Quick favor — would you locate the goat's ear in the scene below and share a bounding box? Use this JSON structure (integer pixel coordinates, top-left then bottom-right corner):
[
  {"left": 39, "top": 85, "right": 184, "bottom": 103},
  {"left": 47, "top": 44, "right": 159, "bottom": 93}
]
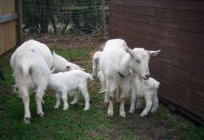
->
[
  {"left": 148, "top": 50, "right": 161, "bottom": 56},
  {"left": 81, "top": 68, "right": 85, "bottom": 71}
]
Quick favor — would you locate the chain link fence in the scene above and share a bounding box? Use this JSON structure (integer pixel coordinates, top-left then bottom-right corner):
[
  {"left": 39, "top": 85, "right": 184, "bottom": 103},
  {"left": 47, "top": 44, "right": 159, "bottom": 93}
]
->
[{"left": 22, "top": 0, "right": 109, "bottom": 36}]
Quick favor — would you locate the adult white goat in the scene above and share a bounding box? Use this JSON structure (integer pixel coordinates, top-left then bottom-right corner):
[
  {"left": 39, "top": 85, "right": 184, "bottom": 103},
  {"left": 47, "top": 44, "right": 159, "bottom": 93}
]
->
[
  {"left": 10, "top": 39, "right": 53, "bottom": 123},
  {"left": 48, "top": 70, "right": 93, "bottom": 111},
  {"left": 129, "top": 76, "right": 160, "bottom": 117},
  {"left": 99, "top": 39, "right": 160, "bottom": 117}
]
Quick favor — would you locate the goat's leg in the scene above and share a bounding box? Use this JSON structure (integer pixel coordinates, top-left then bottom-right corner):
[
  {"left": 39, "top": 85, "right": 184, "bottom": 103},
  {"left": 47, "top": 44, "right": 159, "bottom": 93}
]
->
[
  {"left": 70, "top": 89, "right": 80, "bottom": 105},
  {"left": 151, "top": 93, "right": 159, "bottom": 113},
  {"left": 54, "top": 93, "right": 61, "bottom": 109},
  {"left": 107, "top": 82, "right": 114, "bottom": 116},
  {"left": 129, "top": 90, "right": 136, "bottom": 113},
  {"left": 92, "top": 60, "right": 97, "bottom": 78},
  {"left": 61, "top": 89, "right": 69, "bottom": 110},
  {"left": 119, "top": 97, "right": 126, "bottom": 117},
  {"left": 140, "top": 93, "right": 152, "bottom": 117},
  {"left": 20, "top": 87, "right": 31, "bottom": 124},
  {"left": 136, "top": 97, "right": 143, "bottom": 109},
  {"left": 35, "top": 89, "right": 45, "bottom": 117},
  {"left": 79, "top": 84, "right": 90, "bottom": 111}
]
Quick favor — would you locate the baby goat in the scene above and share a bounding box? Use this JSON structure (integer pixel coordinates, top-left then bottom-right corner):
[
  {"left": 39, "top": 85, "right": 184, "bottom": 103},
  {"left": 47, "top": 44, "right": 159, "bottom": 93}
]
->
[
  {"left": 48, "top": 70, "right": 93, "bottom": 111},
  {"left": 129, "top": 77, "right": 160, "bottom": 117}
]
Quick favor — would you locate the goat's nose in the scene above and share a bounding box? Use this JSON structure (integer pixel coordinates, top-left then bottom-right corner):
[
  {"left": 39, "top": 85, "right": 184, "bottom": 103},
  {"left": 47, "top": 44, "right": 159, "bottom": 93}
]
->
[{"left": 144, "top": 74, "right": 150, "bottom": 80}]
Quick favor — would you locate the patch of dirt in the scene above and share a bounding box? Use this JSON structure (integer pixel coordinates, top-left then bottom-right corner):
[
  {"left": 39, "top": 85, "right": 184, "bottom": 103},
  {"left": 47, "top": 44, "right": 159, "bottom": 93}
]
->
[{"left": 24, "top": 34, "right": 107, "bottom": 50}]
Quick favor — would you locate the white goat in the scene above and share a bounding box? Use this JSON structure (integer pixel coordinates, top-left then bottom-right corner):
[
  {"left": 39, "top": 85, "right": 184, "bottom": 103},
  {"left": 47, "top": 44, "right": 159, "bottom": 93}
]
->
[
  {"left": 48, "top": 70, "right": 93, "bottom": 111},
  {"left": 129, "top": 76, "right": 160, "bottom": 117},
  {"left": 52, "top": 51, "right": 84, "bottom": 72},
  {"left": 99, "top": 39, "right": 160, "bottom": 117},
  {"left": 10, "top": 39, "right": 53, "bottom": 123}
]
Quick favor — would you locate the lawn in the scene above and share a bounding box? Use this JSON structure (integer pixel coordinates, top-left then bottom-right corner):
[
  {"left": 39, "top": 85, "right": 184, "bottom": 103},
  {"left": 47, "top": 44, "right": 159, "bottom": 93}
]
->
[{"left": 0, "top": 38, "right": 203, "bottom": 140}]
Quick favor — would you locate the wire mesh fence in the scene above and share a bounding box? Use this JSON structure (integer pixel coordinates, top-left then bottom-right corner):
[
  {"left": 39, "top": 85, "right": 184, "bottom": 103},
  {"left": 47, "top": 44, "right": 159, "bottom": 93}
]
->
[{"left": 22, "top": 0, "right": 109, "bottom": 36}]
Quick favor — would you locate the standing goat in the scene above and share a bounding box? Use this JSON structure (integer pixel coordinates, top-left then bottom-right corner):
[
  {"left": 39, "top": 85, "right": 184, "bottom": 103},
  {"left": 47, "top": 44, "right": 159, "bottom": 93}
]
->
[
  {"left": 10, "top": 40, "right": 53, "bottom": 123},
  {"left": 99, "top": 39, "right": 160, "bottom": 117},
  {"left": 48, "top": 70, "right": 93, "bottom": 111},
  {"left": 129, "top": 76, "right": 160, "bottom": 117}
]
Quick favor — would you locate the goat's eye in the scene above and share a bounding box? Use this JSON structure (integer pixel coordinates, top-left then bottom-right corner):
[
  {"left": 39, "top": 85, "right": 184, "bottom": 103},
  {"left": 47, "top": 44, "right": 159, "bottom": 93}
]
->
[{"left": 136, "top": 59, "right": 140, "bottom": 64}]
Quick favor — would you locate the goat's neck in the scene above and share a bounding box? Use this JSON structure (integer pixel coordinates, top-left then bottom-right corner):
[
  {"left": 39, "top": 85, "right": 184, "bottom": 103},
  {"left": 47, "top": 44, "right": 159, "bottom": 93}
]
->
[{"left": 118, "top": 53, "right": 131, "bottom": 76}]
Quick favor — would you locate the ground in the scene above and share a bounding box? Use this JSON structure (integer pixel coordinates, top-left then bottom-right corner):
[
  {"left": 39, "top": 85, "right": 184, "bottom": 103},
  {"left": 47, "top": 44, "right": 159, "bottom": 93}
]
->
[{"left": 0, "top": 35, "right": 203, "bottom": 140}]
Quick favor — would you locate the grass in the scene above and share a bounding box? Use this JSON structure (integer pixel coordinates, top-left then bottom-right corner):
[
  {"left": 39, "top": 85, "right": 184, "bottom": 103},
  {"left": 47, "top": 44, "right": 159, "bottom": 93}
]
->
[{"left": 0, "top": 46, "right": 203, "bottom": 140}]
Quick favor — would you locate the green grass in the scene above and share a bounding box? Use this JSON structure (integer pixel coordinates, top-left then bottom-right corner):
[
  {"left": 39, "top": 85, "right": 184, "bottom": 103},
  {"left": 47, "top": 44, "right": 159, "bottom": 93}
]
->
[{"left": 0, "top": 47, "right": 203, "bottom": 140}]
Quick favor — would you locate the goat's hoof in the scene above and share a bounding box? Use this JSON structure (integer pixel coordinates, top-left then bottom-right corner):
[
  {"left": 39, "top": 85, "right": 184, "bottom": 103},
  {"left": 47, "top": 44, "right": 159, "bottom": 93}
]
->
[
  {"left": 38, "top": 112, "right": 44, "bottom": 117},
  {"left": 63, "top": 106, "right": 69, "bottom": 110},
  {"left": 24, "top": 117, "right": 30, "bottom": 124},
  {"left": 70, "top": 101, "right": 77, "bottom": 105},
  {"left": 140, "top": 112, "right": 147, "bottom": 117},
  {"left": 54, "top": 105, "right": 59, "bottom": 109},
  {"left": 129, "top": 109, "right": 134, "bottom": 113},
  {"left": 120, "top": 111, "right": 126, "bottom": 117},
  {"left": 84, "top": 106, "right": 90, "bottom": 111},
  {"left": 107, "top": 109, "right": 113, "bottom": 116}
]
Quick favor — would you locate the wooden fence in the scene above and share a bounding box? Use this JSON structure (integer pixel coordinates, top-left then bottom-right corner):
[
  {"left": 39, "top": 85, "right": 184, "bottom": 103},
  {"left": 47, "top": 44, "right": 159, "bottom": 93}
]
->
[
  {"left": 109, "top": 0, "right": 204, "bottom": 124},
  {"left": 0, "top": 0, "right": 22, "bottom": 56}
]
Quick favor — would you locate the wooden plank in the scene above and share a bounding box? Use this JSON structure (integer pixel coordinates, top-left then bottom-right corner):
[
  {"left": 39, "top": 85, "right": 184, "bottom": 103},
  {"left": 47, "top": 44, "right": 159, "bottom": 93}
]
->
[
  {"left": 155, "top": 54, "right": 204, "bottom": 78},
  {"left": 159, "top": 88, "right": 204, "bottom": 118},
  {"left": 109, "top": 29, "right": 204, "bottom": 67},
  {"left": 159, "top": 96, "right": 204, "bottom": 125},
  {"left": 110, "top": 10, "right": 204, "bottom": 33},
  {"left": 111, "top": 4, "right": 203, "bottom": 22},
  {"left": 150, "top": 64, "right": 204, "bottom": 99},
  {"left": 0, "top": 0, "right": 16, "bottom": 55},
  {"left": 157, "top": 79, "right": 204, "bottom": 117},
  {"left": 110, "top": 17, "right": 204, "bottom": 54},
  {"left": 0, "top": 13, "right": 17, "bottom": 23},
  {"left": 110, "top": 0, "right": 204, "bottom": 11}
]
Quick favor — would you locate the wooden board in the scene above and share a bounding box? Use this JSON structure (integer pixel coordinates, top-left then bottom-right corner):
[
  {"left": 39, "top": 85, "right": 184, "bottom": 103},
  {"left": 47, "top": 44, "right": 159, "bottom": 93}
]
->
[{"left": 0, "top": 0, "right": 17, "bottom": 55}]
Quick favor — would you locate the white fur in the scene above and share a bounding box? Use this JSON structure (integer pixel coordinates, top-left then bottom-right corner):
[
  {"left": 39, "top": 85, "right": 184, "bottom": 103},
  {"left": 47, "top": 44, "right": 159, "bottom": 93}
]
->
[
  {"left": 92, "top": 51, "right": 102, "bottom": 78},
  {"left": 52, "top": 51, "right": 84, "bottom": 72},
  {"left": 48, "top": 70, "right": 93, "bottom": 111},
  {"left": 10, "top": 39, "right": 53, "bottom": 123},
  {"left": 129, "top": 76, "right": 160, "bottom": 117},
  {"left": 99, "top": 39, "right": 160, "bottom": 117}
]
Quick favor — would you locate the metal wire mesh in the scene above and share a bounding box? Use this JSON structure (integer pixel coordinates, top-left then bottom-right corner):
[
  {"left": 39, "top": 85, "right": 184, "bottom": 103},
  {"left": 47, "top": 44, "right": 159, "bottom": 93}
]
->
[{"left": 22, "top": 0, "right": 109, "bottom": 35}]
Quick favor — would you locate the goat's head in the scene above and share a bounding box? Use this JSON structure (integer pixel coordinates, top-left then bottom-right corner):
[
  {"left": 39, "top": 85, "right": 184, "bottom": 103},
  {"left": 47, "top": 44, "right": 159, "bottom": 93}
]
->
[
  {"left": 52, "top": 51, "right": 84, "bottom": 72},
  {"left": 127, "top": 48, "right": 160, "bottom": 80}
]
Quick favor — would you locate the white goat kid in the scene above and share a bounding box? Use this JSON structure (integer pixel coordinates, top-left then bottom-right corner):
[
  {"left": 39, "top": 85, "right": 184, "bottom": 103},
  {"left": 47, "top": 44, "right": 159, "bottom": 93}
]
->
[
  {"left": 48, "top": 70, "right": 93, "bottom": 111},
  {"left": 10, "top": 40, "right": 53, "bottom": 123},
  {"left": 129, "top": 77, "right": 160, "bottom": 117},
  {"left": 99, "top": 39, "right": 160, "bottom": 117},
  {"left": 52, "top": 51, "right": 85, "bottom": 104}
]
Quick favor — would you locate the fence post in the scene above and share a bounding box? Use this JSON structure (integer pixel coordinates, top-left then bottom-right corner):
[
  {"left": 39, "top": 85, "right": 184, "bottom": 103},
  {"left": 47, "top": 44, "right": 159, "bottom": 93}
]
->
[
  {"left": 101, "top": 0, "right": 106, "bottom": 38},
  {"left": 16, "top": 0, "right": 23, "bottom": 45}
]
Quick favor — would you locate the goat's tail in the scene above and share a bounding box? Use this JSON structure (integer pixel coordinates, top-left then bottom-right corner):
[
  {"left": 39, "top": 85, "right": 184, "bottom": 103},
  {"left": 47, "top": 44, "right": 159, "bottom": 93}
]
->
[
  {"left": 86, "top": 73, "right": 94, "bottom": 80},
  {"left": 20, "top": 57, "right": 32, "bottom": 79}
]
